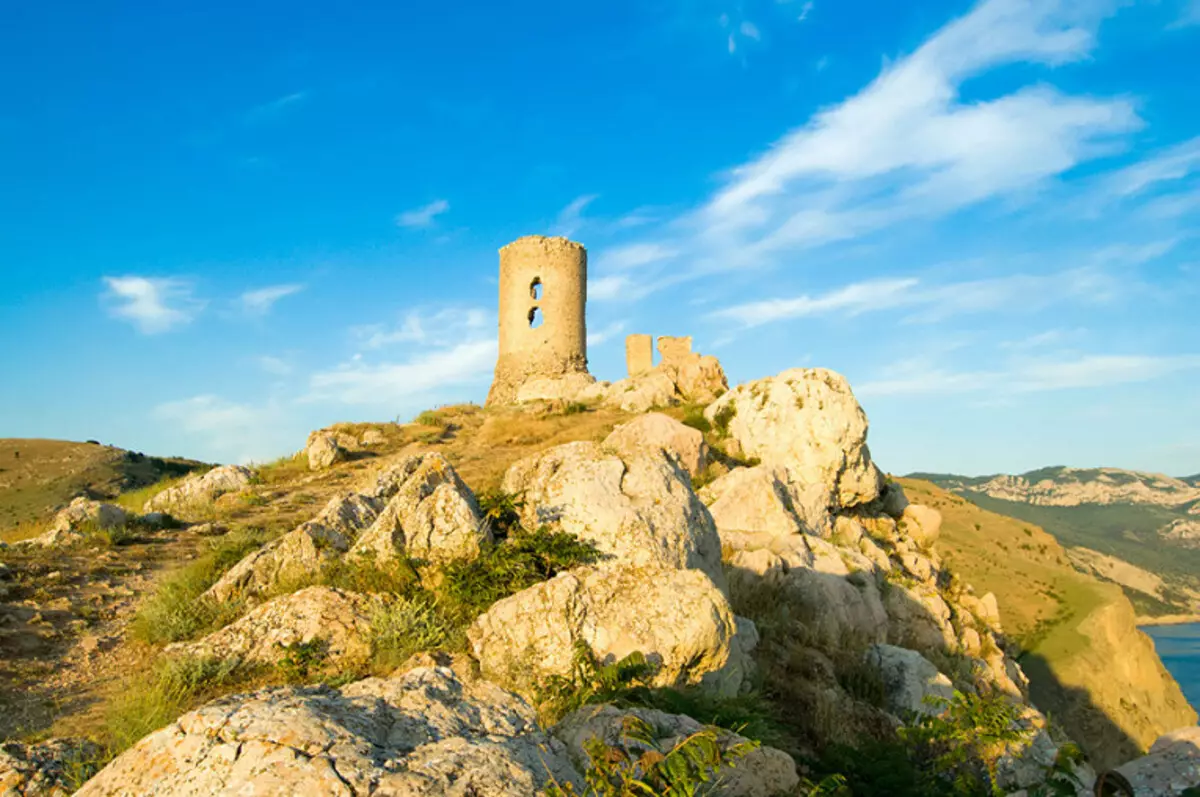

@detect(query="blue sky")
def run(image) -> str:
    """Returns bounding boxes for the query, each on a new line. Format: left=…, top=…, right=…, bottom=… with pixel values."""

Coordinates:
left=2, top=0, right=1198, bottom=476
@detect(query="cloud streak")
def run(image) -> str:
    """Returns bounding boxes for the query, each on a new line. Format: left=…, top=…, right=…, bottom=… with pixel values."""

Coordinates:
left=308, top=339, right=497, bottom=405
left=102, top=276, right=203, bottom=334
left=240, top=283, right=305, bottom=315
left=396, top=199, right=450, bottom=228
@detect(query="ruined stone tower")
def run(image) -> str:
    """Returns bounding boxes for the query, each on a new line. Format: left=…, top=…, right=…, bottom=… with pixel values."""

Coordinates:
left=485, top=235, right=589, bottom=406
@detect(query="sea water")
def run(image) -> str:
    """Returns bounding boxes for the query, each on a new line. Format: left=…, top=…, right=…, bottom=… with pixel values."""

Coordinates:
left=1143, top=623, right=1200, bottom=720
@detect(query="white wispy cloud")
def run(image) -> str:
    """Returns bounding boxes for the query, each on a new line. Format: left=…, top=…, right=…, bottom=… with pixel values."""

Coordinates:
left=798, top=1, right=815, bottom=22
left=354, top=306, right=490, bottom=350
left=245, top=91, right=309, bottom=123
left=154, top=394, right=291, bottom=464
left=396, top=199, right=450, bottom=229
left=102, top=276, right=203, bottom=334
left=712, top=264, right=1127, bottom=327
left=257, top=355, right=294, bottom=376
left=239, top=283, right=305, bottom=315
left=857, top=353, right=1200, bottom=397
left=308, top=340, right=497, bottom=405
left=1101, top=136, right=1200, bottom=200
left=587, top=321, right=627, bottom=346
left=554, top=195, right=598, bottom=237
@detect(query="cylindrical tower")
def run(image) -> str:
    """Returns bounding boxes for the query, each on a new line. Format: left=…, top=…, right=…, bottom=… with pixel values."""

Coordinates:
left=486, top=235, right=589, bottom=405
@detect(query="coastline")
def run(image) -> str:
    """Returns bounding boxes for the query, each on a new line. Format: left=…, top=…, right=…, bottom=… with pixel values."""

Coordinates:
left=1139, top=614, right=1200, bottom=627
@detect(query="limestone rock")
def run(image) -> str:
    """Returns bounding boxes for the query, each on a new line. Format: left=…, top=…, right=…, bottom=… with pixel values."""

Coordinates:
left=502, top=441, right=725, bottom=587
left=701, top=465, right=831, bottom=538
left=901, top=503, right=942, bottom=549
left=0, top=738, right=100, bottom=797
left=1114, top=726, right=1200, bottom=796
left=603, top=412, right=709, bottom=477
left=704, top=368, right=884, bottom=510
left=884, top=581, right=959, bottom=654
left=879, top=480, right=910, bottom=518
left=360, top=428, right=387, bottom=446
left=308, top=492, right=383, bottom=538
left=664, top=353, right=728, bottom=404
left=204, top=524, right=349, bottom=603
left=514, top=372, right=599, bottom=403
left=169, top=587, right=377, bottom=671
left=865, top=644, right=955, bottom=717
left=468, top=562, right=754, bottom=699
left=145, top=465, right=253, bottom=513
left=351, top=453, right=485, bottom=564
left=603, top=371, right=679, bottom=413
left=19, top=498, right=130, bottom=548
left=306, top=433, right=347, bottom=471
left=554, top=704, right=798, bottom=796
left=76, top=667, right=583, bottom=797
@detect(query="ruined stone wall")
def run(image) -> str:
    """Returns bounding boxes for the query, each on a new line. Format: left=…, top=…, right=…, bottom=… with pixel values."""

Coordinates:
left=657, top=336, right=693, bottom=364
left=486, top=236, right=589, bottom=405
left=625, top=334, right=653, bottom=377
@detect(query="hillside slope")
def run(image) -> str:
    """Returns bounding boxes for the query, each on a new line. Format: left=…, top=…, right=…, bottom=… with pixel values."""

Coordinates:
left=913, top=467, right=1200, bottom=617
left=0, top=439, right=204, bottom=540
left=902, top=478, right=1198, bottom=769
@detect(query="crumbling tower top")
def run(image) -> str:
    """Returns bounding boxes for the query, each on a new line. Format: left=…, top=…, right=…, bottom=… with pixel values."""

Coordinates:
left=485, top=235, right=589, bottom=405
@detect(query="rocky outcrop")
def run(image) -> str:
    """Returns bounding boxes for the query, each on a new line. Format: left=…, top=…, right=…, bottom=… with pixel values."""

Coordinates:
left=18, top=497, right=130, bottom=547
left=145, top=465, right=253, bottom=513
left=865, top=644, right=954, bottom=717
left=1114, top=726, right=1200, bottom=796
left=467, top=562, right=755, bottom=699
left=553, top=704, right=798, bottom=796
left=169, top=587, right=377, bottom=671
left=704, top=368, right=884, bottom=511
left=351, top=452, right=486, bottom=564
left=76, top=667, right=583, bottom=796
left=203, top=523, right=349, bottom=603
left=602, top=412, right=709, bottom=478
left=305, top=433, right=347, bottom=471
left=603, top=371, right=679, bottom=413
left=502, top=441, right=726, bottom=588
left=701, top=465, right=831, bottom=538
left=0, top=739, right=100, bottom=796
left=1067, top=547, right=1166, bottom=600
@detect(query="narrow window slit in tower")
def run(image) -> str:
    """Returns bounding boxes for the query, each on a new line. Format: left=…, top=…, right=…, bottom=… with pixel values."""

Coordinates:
left=530, top=278, right=543, bottom=300
left=528, top=307, right=544, bottom=328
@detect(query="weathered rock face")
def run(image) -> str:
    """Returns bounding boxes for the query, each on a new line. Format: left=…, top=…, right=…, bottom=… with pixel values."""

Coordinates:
left=76, top=667, right=583, bottom=797
left=603, top=371, right=679, bottom=413
left=553, top=704, right=798, bottom=797
left=468, top=563, right=755, bottom=699
left=704, top=368, right=884, bottom=511
left=0, top=738, right=100, bottom=797
left=19, top=497, right=130, bottom=547
left=502, top=441, right=726, bottom=588
left=514, top=372, right=600, bottom=404
left=351, top=453, right=486, bottom=564
left=602, top=413, right=709, bottom=478
left=701, top=465, right=832, bottom=538
left=865, top=644, right=954, bottom=717
left=145, top=465, right=253, bottom=513
left=169, top=587, right=377, bottom=671
left=204, top=523, right=349, bottom=603
left=305, top=433, right=347, bottom=471
left=1114, top=726, right=1200, bottom=796
left=900, top=503, right=941, bottom=549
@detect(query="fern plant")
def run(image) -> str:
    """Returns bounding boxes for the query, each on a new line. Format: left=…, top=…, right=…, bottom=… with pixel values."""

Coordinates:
left=546, top=715, right=756, bottom=797
left=538, top=641, right=658, bottom=723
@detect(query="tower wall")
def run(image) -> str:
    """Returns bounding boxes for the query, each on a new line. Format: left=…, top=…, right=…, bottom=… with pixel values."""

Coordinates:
left=486, top=236, right=589, bottom=405
left=625, top=334, right=653, bottom=377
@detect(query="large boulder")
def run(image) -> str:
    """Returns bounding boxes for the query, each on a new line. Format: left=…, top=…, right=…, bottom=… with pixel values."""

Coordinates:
left=514, top=373, right=600, bottom=403
left=700, top=465, right=832, bottom=538
left=146, top=465, right=254, bottom=513
left=306, top=433, right=347, bottom=471
left=603, top=412, right=710, bottom=478
left=0, top=738, right=100, bottom=796
left=351, top=453, right=486, bottom=564
left=603, top=371, right=678, bottom=413
left=704, top=369, right=884, bottom=510
left=75, top=667, right=583, bottom=796
left=204, top=524, right=349, bottom=603
left=900, top=503, right=942, bottom=549
left=502, top=441, right=725, bottom=588
left=553, top=704, right=798, bottom=796
left=884, top=581, right=959, bottom=654
left=663, top=353, right=728, bottom=404
left=169, top=587, right=377, bottom=671
left=1113, top=726, right=1200, bottom=796
left=865, top=644, right=955, bottom=718
left=468, top=562, right=755, bottom=699
left=19, top=498, right=130, bottom=547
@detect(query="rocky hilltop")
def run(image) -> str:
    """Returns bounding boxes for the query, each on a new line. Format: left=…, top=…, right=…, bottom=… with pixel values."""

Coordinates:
left=923, top=466, right=1200, bottom=509
left=2, top=369, right=1197, bottom=795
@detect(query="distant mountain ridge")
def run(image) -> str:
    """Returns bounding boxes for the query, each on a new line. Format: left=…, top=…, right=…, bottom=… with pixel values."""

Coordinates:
left=910, top=465, right=1200, bottom=619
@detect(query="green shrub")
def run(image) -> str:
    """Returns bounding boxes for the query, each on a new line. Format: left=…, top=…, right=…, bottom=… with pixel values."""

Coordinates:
left=103, top=655, right=241, bottom=756
left=370, top=594, right=455, bottom=670
left=83, top=522, right=138, bottom=547
left=537, top=641, right=657, bottom=724
left=680, top=405, right=712, bottom=434
left=712, top=403, right=737, bottom=436
left=438, top=529, right=600, bottom=624
left=131, top=528, right=270, bottom=644
left=276, top=638, right=329, bottom=682
left=562, top=401, right=589, bottom=416
left=413, top=410, right=441, bottom=426
left=545, top=714, right=757, bottom=797
left=477, top=489, right=526, bottom=540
